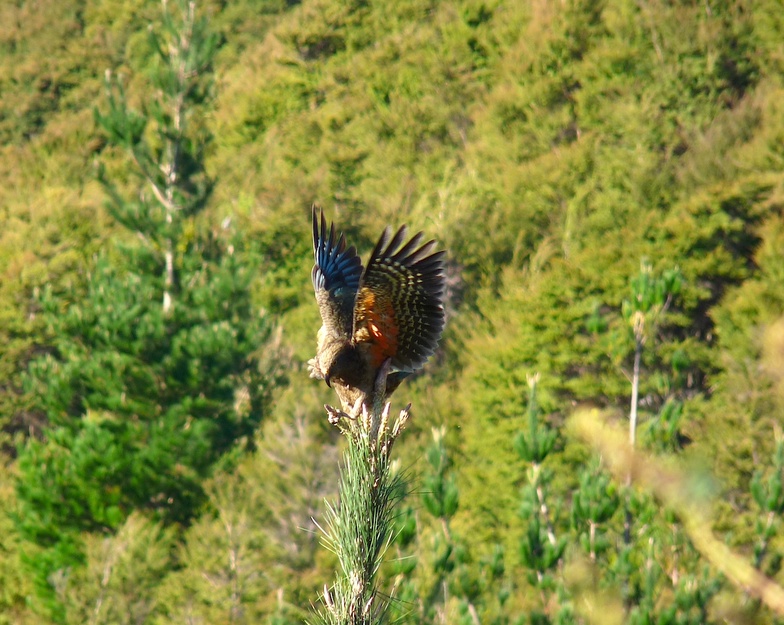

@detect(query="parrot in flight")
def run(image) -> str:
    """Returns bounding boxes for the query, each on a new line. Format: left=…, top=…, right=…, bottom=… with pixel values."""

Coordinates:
left=309, top=206, right=446, bottom=412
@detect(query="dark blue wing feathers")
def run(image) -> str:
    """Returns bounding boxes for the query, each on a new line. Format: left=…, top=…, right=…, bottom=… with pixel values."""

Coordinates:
left=311, top=206, right=362, bottom=294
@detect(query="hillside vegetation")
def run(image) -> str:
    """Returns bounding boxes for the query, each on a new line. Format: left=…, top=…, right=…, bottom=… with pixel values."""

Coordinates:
left=1, top=0, right=784, bottom=623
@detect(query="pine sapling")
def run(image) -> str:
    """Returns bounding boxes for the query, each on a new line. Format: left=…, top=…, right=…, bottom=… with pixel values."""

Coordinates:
left=312, top=365, right=411, bottom=625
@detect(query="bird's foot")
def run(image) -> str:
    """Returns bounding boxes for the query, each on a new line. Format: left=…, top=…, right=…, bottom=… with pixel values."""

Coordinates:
left=324, top=404, right=351, bottom=426
left=324, top=397, right=363, bottom=428
left=308, top=357, right=324, bottom=380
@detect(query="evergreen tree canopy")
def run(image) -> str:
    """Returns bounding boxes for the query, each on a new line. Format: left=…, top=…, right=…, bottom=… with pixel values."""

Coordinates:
left=12, top=1, right=275, bottom=617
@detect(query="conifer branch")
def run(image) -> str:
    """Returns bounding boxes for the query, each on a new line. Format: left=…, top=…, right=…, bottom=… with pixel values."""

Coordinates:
left=313, top=367, right=411, bottom=625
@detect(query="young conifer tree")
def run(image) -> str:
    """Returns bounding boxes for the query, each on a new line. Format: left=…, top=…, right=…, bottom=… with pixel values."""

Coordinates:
left=313, top=377, right=412, bottom=625
left=14, top=1, right=273, bottom=618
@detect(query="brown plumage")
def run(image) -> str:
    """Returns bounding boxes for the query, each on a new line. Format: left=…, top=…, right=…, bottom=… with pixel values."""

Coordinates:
left=309, top=206, right=446, bottom=411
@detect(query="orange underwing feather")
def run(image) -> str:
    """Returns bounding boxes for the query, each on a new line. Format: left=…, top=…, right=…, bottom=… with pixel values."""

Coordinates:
left=353, top=225, right=445, bottom=372
left=354, top=286, right=400, bottom=367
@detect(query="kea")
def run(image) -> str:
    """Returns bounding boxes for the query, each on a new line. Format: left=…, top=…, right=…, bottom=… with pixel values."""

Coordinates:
left=309, top=207, right=446, bottom=412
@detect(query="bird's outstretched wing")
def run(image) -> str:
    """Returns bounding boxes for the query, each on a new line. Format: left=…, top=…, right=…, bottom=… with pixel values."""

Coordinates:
left=312, top=206, right=363, bottom=339
left=353, top=225, right=446, bottom=372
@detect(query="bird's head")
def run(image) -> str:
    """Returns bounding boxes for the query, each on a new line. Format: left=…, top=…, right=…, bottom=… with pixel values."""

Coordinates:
left=322, top=343, right=367, bottom=390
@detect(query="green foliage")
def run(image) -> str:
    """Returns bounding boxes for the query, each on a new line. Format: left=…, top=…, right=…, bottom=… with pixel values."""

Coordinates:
left=15, top=244, right=270, bottom=551
left=0, top=474, right=33, bottom=625
left=518, top=514, right=567, bottom=587
left=643, top=399, right=686, bottom=453
left=422, top=427, right=460, bottom=519
left=52, top=513, right=175, bottom=625
left=515, top=378, right=574, bottom=623
left=622, top=263, right=682, bottom=331
left=571, top=460, right=620, bottom=562
left=389, top=427, right=510, bottom=625
left=312, top=402, right=410, bottom=625
left=514, top=378, right=558, bottom=465
left=95, top=0, right=218, bottom=229
left=751, top=438, right=784, bottom=577
left=153, top=413, right=336, bottom=624
left=12, top=1, right=275, bottom=618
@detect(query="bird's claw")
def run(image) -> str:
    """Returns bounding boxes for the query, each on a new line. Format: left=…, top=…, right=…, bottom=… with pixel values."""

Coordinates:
left=308, top=357, right=324, bottom=380
left=325, top=403, right=358, bottom=426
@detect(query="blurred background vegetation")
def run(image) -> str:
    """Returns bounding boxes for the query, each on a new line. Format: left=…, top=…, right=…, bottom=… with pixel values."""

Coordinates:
left=1, top=0, right=783, bottom=623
